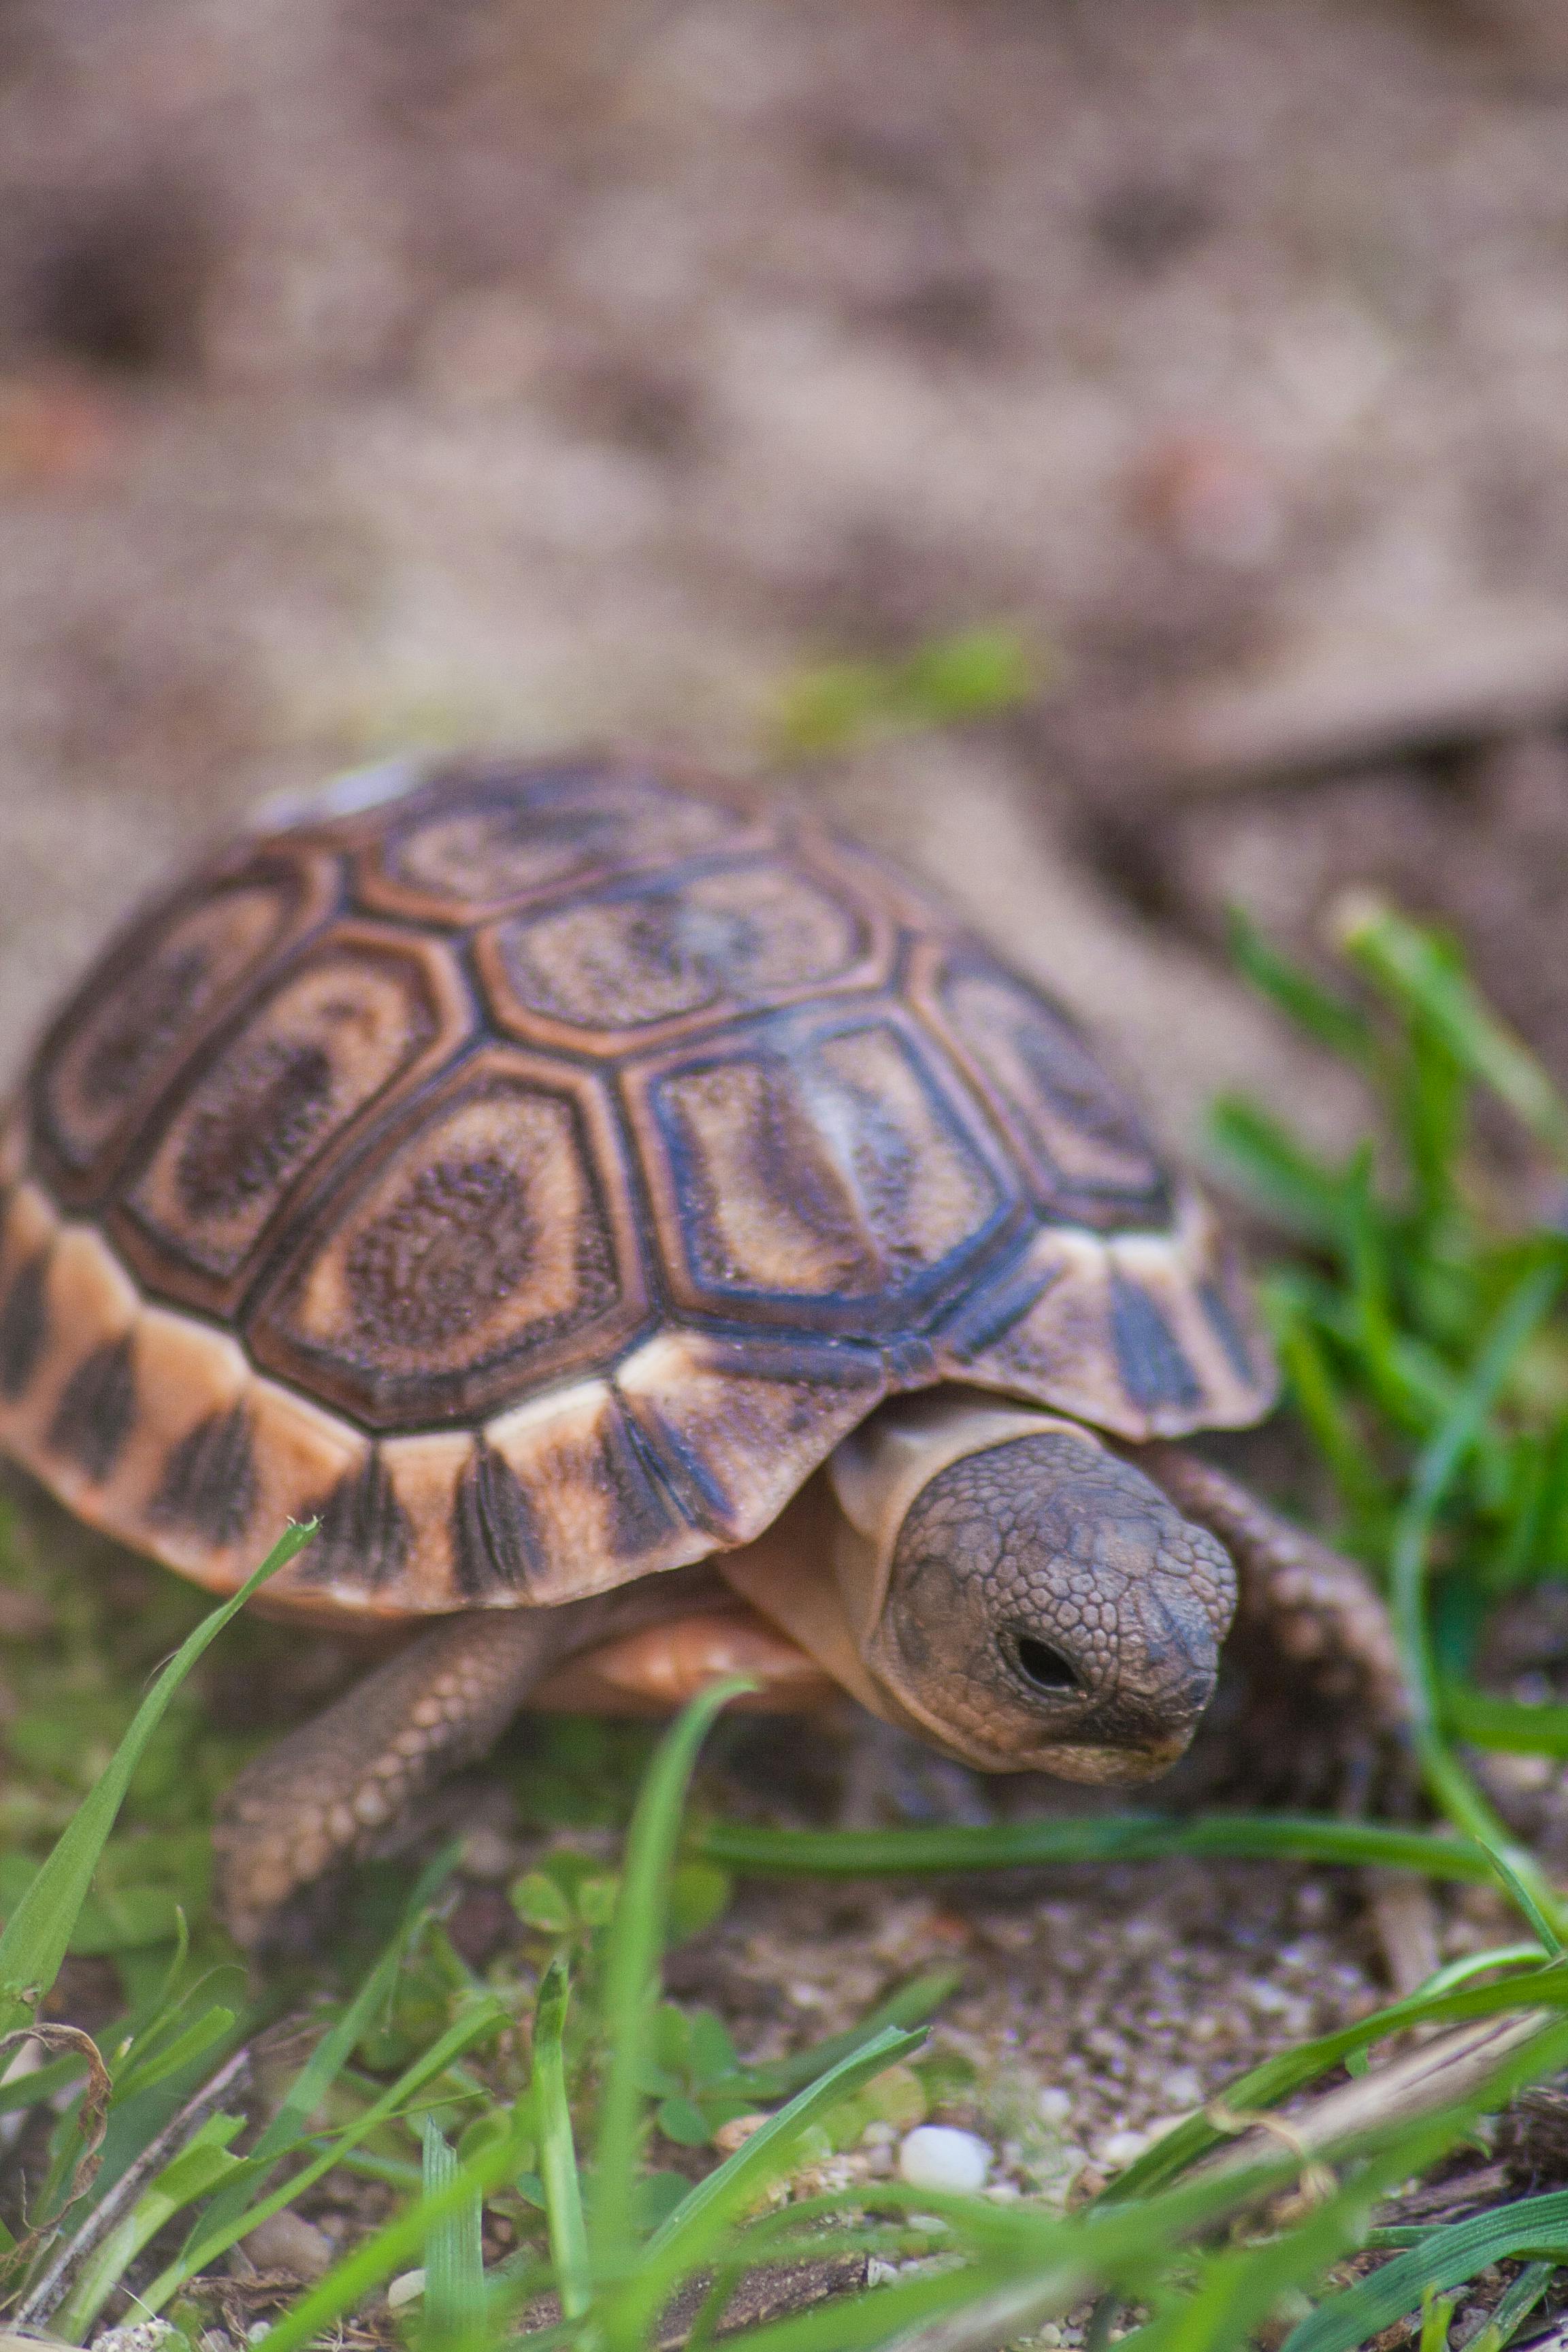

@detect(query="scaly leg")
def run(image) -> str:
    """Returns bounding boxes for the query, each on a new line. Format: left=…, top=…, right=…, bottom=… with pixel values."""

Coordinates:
left=214, top=1571, right=721, bottom=1944
left=1137, top=1443, right=1409, bottom=1729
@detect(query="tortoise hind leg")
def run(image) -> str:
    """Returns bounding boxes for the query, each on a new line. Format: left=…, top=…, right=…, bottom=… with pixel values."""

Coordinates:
left=214, top=1609, right=558, bottom=1945
left=214, top=1572, right=724, bottom=1944
left=1136, top=1443, right=1409, bottom=1731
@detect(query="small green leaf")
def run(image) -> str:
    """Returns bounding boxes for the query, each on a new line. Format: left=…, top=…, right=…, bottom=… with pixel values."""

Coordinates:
left=510, top=1872, right=574, bottom=1934
left=656, top=2095, right=715, bottom=2147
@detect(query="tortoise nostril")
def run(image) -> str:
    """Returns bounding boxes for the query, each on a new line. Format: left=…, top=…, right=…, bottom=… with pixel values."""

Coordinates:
left=1012, top=1635, right=1080, bottom=1694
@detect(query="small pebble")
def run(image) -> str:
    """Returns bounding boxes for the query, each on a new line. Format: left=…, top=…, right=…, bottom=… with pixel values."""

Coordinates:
left=387, top=2270, right=427, bottom=2310
left=1160, top=2068, right=1202, bottom=2109
left=1038, top=2087, right=1073, bottom=2125
left=898, top=2125, right=992, bottom=2193
left=242, top=2209, right=334, bottom=2281
left=1098, top=2129, right=1151, bottom=2170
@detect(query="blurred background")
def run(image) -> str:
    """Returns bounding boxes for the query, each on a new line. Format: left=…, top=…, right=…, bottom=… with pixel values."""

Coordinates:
left=5, top=0, right=1568, bottom=1164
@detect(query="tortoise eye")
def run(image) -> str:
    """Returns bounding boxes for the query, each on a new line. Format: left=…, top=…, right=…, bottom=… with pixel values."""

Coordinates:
left=1011, top=1635, right=1080, bottom=1694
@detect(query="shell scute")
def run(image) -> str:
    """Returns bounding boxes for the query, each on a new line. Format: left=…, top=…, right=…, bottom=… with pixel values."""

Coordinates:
left=245, top=1047, right=649, bottom=1429
left=355, top=762, right=771, bottom=927
left=915, top=944, right=1171, bottom=1231
left=114, top=923, right=473, bottom=1310
left=32, top=852, right=338, bottom=1207
left=630, top=1012, right=1016, bottom=1330
left=478, top=849, right=889, bottom=1051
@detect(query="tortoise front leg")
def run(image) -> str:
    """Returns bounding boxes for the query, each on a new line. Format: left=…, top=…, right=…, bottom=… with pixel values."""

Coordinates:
left=214, top=1574, right=717, bottom=1944
left=1136, top=1443, right=1409, bottom=1729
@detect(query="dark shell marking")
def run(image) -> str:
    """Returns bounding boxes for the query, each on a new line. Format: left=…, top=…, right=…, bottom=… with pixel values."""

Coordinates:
left=0, top=759, right=1273, bottom=1616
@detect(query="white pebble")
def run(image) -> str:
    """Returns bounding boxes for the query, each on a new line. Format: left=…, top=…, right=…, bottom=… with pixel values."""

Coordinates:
left=1160, top=2068, right=1203, bottom=2110
left=387, top=2270, right=427, bottom=2310
left=898, top=2125, right=992, bottom=2193
left=1038, top=2087, right=1073, bottom=2125
left=1098, top=2129, right=1151, bottom=2170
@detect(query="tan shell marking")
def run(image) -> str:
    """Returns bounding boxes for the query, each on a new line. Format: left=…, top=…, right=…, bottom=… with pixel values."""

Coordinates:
left=375, top=1431, right=481, bottom=1609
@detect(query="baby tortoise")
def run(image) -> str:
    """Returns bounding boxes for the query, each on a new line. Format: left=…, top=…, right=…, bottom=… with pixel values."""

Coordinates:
left=0, top=757, right=1403, bottom=1940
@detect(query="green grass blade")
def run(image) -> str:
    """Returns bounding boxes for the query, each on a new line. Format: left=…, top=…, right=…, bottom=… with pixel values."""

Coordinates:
left=180, top=1845, right=458, bottom=2264
left=533, top=1958, right=590, bottom=2319
left=53, top=2110, right=246, bottom=2341
left=1224, top=905, right=1375, bottom=1065
left=140, top=1995, right=508, bottom=2312
left=420, top=2117, right=485, bottom=2349
left=253, top=2102, right=538, bottom=2352
left=1281, top=2189, right=1568, bottom=2352
left=1467, top=2259, right=1555, bottom=2352
left=0, top=1521, right=315, bottom=2032
left=1104, top=1958, right=1568, bottom=2202
left=692, top=1812, right=1494, bottom=1882
left=1388, top=1256, right=1568, bottom=1947
left=602, top=2027, right=936, bottom=2352
left=740, top=1967, right=960, bottom=2099
left=590, top=1675, right=755, bottom=2264
left=1443, top=1684, right=1568, bottom=1757
left=1336, top=894, right=1568, bottom=1164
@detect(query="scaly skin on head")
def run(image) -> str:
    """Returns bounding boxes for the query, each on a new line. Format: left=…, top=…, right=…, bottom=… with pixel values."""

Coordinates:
left=858, top=1428, right=1237, bottom=1778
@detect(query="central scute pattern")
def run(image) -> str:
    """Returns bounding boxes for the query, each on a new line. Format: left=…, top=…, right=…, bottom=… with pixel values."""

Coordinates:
left=0, top=757, right=1273, bottom=1618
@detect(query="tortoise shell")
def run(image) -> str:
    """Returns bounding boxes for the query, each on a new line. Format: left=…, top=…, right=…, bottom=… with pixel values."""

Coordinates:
left=0, top=756, right=1273, bottom=1619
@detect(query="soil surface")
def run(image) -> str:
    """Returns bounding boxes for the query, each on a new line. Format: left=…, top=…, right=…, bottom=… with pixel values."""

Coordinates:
left=7, top=0, right=1568, bottom=2259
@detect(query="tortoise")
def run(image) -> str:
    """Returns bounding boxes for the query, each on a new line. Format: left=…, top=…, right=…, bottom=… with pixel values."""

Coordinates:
left=0, top=755, right=1401, bottom=1940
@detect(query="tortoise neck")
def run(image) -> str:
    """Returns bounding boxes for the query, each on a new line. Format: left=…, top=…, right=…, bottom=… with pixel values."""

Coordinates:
left=825, top=1388, right=1094, bottom=1640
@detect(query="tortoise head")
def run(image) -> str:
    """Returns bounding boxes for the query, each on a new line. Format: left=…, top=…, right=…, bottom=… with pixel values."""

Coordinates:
left=827, top=1395, right=1237, bottom=1780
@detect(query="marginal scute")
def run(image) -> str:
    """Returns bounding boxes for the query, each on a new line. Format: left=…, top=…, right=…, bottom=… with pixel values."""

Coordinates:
left=483, top=1380, right=708, bottom=1602
left=481, top=856, right=879, bottom=1045
left=948, top=1201, right=1273, bottom=1439
left=638, top=1017, right=1007, bottom=1324
left=357, top=766, right=767, bottom=925
left=103, top=1307, right=252, bottom=1573
left=295, top=1446, right=410, bottom=1599
left=124, top=932, right=468, bottom=1288
left=20, top=1222, right=141, bottom=1467
left=920, top=948, right=1171, bottom=1230
left=48, top=1336, right=136, bottom=1486
left=246, top=1052, right=644, bottom=1428
left=378, top=1431, right=480, bottom=1608
left=150, top=1402, right=258, bottom=1550
left=615, top=1331, right=885, bottom=1546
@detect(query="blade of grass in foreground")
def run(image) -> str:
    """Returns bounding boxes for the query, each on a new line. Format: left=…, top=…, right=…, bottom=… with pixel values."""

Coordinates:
left=693, top=1812, right=1494, bottom=1882
left=1281, top=2187, right=1568, bottom=2352
left=169, top=1844, right=459, bottom=2272
left=420, top=2116, right=485, bottom=2351
left=534, top=1958, right=590, bottom=2321
left=0, top=1521, right=316, bottom=2035
left=140, top=1993, right=508, bottom=2313
left=591, top=1675, right=755, bottom=2270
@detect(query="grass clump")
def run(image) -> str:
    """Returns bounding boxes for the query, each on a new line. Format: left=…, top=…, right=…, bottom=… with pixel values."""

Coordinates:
left=10, top=896, right=1568, bottom=2351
